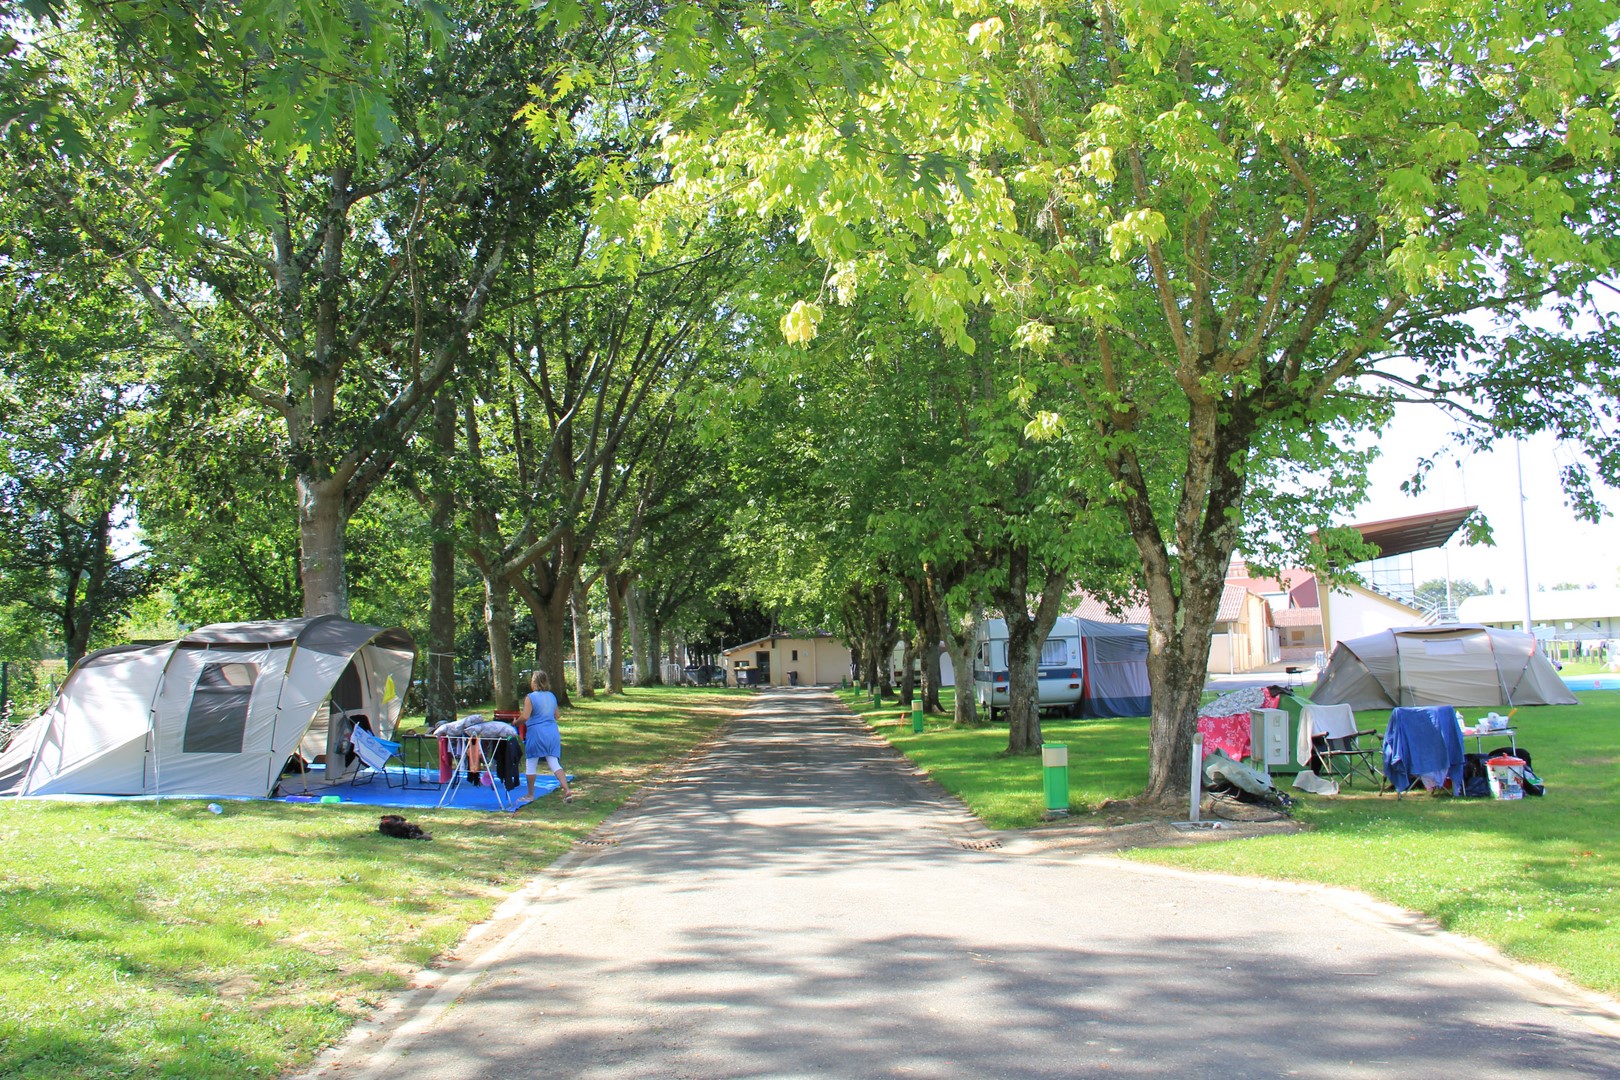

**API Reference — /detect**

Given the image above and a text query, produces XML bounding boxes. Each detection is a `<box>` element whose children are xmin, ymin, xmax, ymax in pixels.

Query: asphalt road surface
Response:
<box><xmin>303</xmin><ymin>688</ymin><xmax>1620</xmax><ymax>1080</ymax></box>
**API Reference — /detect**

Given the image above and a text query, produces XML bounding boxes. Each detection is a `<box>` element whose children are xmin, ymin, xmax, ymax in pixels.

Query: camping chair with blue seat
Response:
<box><xmin>1301</xmin><ymin>702</ymin><xmax>1385</xmax><ymax>791</ymax></box>
<box><xmin>349</xmin><ymin>723</ymin><xmax>407</xmax><ymax>788</ymax></box>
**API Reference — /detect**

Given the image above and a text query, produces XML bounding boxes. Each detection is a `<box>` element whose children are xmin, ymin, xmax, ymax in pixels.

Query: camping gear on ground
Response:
<box><xmin>1196</xmin><ymin>686</ymin><xmax>1308</xmax><ymax>779</ymax></box>
<box><xmin>1311</xmin><ymin>625</ymin><xmax>1577</xmax><ymax>709</ymax></box>
<box><xmin>1463</xmin><ymin>747</ymin><xmax>1544</xmax><ymax>798</ymax></box>
<box><xmin>1381</xmin><ymin>705</ymin><xmax>1466</xmax><ymax>796</ymax></box>
<box><xmin>1202</xmin><ymin>750</ymin><xmax>1293</xmax><ymax>813</ymax></box>
<box><xmin>1486</xmin><ymin>756</ymin><xmax>1527</xmax><ymax>800</ymax></box>
<box><xmin>0</xmin><ymin>617</ymin><xmax>416</xmax><ymax>799</ymax></box>
<box><xmin>1292</xmin><ymin>770</ymin><xmax>1340</xmax><ymax>795</ymax></box>
<box><xmin>1299</xmin><ymin>703</ymin><xmax>1384</xmax><ymax>790</ymax></box>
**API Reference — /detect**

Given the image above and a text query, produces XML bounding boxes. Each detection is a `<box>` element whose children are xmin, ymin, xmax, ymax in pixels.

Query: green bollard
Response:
<box><xmin>1041</xmin><ymin>742</ymin><xmax>1070</xmax><ymax>818</ymax></box>
<box><xmin>911</xmin><ymin>701</ymin><xmax>924</xmax><ymax>733</ymax></box>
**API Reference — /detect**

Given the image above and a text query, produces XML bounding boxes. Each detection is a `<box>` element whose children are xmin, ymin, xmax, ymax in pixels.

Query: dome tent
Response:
<box><xmin>0</xmin><ymin>617</ymin><xmax>415</xmax><ymax>799</ymax></box>
<box><xmin>1309</xmin><ymin>624</ymin><xmax>1576</xmax><ymax>710</ymax></box>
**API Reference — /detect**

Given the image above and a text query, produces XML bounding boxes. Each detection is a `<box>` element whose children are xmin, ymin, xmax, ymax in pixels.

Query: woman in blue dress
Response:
<box><xmin>518</xmin><ymin>670</ymin><xmax>574</xmax><ymax>803</ymax></box>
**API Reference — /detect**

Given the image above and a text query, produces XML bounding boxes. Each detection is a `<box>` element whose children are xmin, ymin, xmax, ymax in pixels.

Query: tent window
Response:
<box><xmin>184</xmin><ymin>662</ymin><xmax>258</xmax><ymax>754</ymax></box>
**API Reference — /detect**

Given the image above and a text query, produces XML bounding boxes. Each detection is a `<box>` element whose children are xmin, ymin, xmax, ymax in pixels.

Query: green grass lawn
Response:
<box><xmin>849</xmin><ymin>685</ymin><xmax>1620</xmax><ymax>997</ymax></box>
<box><xmin>0</xmin><ymin>686</ymin><xmax>740</xmax><ymax>1079</ymax></box>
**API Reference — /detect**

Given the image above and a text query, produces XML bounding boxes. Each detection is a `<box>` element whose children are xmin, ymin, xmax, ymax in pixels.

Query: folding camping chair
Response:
<box><xmin>1302</xmin><ymin>703</ymin><xmax>1385</xmax><ymax>791</ymax></box>
<box><xmin>350</xmin><ymin>724</ymin><xmax>407</xmax><ymax>788</ymax></box>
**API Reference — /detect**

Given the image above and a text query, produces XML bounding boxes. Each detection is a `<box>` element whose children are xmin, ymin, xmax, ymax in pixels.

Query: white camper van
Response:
<box><xmin>973</xmin><ymin>617</ymin><xmax>1084</xmax><ymax>720</ymax></box>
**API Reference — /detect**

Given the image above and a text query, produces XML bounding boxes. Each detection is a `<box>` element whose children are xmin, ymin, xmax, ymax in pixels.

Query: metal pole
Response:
<box><xmin>1188</xmin><ymin>733</ymin><xmax>1204</xmax><ymax>823</ymax></box>
<box><xmin>1515</xmin><ymin>441</ymin><xmax>1533</xmax><ymax>633</ymax></box>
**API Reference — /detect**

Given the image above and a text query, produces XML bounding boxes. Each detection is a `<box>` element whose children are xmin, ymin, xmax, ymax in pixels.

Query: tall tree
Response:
<box><xmin>0</xmin><ymin>169</ymin><xmax>160</xmax><ymax>663</ymax></box>
<box><xmin>661</xmin><ymin>0</ymin><xmax>1620</xmax><ymax>801</ymax></box>
<box><xmin>13</xmin><ymin>0</ymin><xmax>627</xmax><ymax>616</ymax></box>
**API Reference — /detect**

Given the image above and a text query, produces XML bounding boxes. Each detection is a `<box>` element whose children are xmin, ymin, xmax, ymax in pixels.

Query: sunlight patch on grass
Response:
<box><xmin>841</xmin><ymin>688</ymin><xmax>1149</xmax><ymax>829</ymax></box>
<box><xmin>0</xmin><ymin>686</ymin><xmax>737</xmax><ymax>1079</ymax></box>
<box><xmin>844</xmin><ymin>688</ymin><xmax>1620</xmax><ymax>995</ymax></box>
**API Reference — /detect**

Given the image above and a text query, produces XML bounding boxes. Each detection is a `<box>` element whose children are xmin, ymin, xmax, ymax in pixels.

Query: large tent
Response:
<box><xmin>0</xmin><ymin>617</ymin><xmax>416</xmax><ymax>799</ymax></box>
<box><xmin>1076</xmin><ymin>619</ymin><xmax>1152</xmax><ymax>718</ymax></box>
<box><xmin>1309</xmin><ymin>624</ymin><xmax>1576</xmax><ymax>710</ymax></box>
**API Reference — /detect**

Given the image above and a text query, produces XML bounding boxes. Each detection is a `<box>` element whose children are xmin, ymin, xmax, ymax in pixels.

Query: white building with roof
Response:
<box><xmin>1458</xmin><ymin>589</ymin><xmax>1620</xmax><ymax>647</ymax></box>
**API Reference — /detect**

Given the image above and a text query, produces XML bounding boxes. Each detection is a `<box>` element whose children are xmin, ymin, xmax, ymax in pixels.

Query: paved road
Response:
<box><xmin>305</xmin><ymin>688</ymin><xmax>1620</xmax><ymax>1080</ymax></box>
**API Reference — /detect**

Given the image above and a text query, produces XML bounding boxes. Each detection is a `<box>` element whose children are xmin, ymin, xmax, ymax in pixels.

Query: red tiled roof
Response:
<box><xmin>1272</xmin><ymin>607</ymin><xmax>1322</xmax><ymax>628</ymax></box>
<box><xmin>1070</xmin><ymin>593</ymin><xmax>1153</xmax><ymax>623</ymax></box>
<box><xmin>1216</xmin><ymin>582</ymin><xmax>1250</xmax><ymax>624</ymax></box>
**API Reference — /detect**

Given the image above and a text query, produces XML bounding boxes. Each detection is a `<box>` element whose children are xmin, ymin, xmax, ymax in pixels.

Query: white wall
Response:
<box><xmin>1322</xmin><ymin>584</ymin><xmax>1427</xmax><ymax>651</ymax></box>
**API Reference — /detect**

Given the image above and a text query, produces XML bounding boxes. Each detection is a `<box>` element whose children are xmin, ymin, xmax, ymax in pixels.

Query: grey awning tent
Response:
<box><xmin>1309</xmin><ymin>624</ymin><xmax>1576</xmax><ymax>709</ymax></box>
<box><xmin>0</xmin><ymin>617</ymin><xmax>416</xmax><ymax>799</ymax></box>
<box><xmin>1077</xmin><ymin>619</ymin><xmax>1152</xmax><ymax>718</ymax></box>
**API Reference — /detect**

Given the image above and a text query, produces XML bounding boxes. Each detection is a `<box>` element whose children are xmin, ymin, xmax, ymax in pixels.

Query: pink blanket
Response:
<box><xmin>1198</xmin><ymin>714</ymin><xmax>1251</xmax><ymax>760</ymax></box>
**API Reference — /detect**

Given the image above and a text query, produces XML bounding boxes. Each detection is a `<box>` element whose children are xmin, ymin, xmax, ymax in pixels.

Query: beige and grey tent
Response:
<box><xmin>0</xmin><ymin>617</ymin><xmax>415</xmax><ymax>798</ymax></box>
<box><xmin>1309</xmin><ymin>624</ymin><xmax>1576</xmax><ymax>709</ymax></box>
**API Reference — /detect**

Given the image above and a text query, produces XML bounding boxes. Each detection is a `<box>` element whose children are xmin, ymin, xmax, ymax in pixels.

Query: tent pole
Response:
<box><xmin>17</xmin><ymin>707</ymin><xmax>60</xmax><ymax>798</ymax></box>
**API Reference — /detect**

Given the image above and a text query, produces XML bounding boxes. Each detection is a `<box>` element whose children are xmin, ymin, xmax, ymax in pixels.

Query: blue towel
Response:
<box><xmin>1383</xmin><ymin>706</ymin><xmax>1465</xmax><ymax>795</ymax></box>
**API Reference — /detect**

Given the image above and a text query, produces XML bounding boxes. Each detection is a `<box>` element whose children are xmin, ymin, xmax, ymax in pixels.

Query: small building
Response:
<box><xmin>1208</xmin><ymin>582</ymin><xmax>1278</xmax><ymax>674</ymax></box>
<box><xmin>721</xmin><ymin>633</ymin><xmax>851</xmax><ymax>687</ymax></box>
<box><xmin>1458</xmin><ymin>589</ymin><xmax>1620</xmax><ymax>653</ymax></box>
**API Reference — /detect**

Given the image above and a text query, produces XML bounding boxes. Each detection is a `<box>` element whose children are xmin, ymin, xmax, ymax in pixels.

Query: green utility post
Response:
<box><xmin>911</xmin><ymin>701</ymin><xmax>924</xmax><ymax>733</ymax></box>
<box><xmin>1042</xmin><ymin>742</ymin><xmax>1070</xmax><ymax>818</ymax></box>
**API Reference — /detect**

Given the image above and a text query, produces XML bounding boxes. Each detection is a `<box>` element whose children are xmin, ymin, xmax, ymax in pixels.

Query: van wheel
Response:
<box><xmin>989</xmin><ymin>707</ymin><xmax>1003</xmax><ymax>723</ymax></box>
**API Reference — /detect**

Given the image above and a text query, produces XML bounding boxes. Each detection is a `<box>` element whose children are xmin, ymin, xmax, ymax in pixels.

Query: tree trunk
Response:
<box><xmin>1114</xmin><ymin>395</ymin><xmax>1257</xmax><ymax>803</ymax></box>
<box><xmin>571</xmin><ymin>578</ymin><xmax>596</xmax><ymax>698</ymax></box>
<box><xmin>482</xmin><ymin>567</ymin><xmax>517</xmax><ymax>711</ymax></box>
<box><xmin>644</xmin><ymin>615</ymin><xmax>666</xmax><ymax>685</ymax></box>
<box><xmin>518</xmin><ymin>567</ymin><xmax>575</xmax><ymax>708</ymax></box>
<box><xmin>990</xmin><ymin>543</ymin><xmax>1068</xmax><ymax>754</ymax></box>
<box><xmin>605</xmin><ymin>566</ymin><xmax>630</xmax><ymax>694</ymax></box>
<box><xmin>297</xmin><ymin>472</ymin><xmax>349</xmax><ymax>617</ymax></box>
<box><xmin>628</xmin><ymin>583</ymin><xmax>655</xmax><ymax>686</ymax></box>
<box><xmin>897</xmin><ymin>636</ymin><xmax>916</xmax><ymax>707</ymax></box>
<box><xmin>923</xmin><ymin>567</ymin><xmax>979</xmax><ymax>725</ymax></box>
<box><xmin>942</xmin><ymin>629</ymin><xmax>978</xmax><ymax>726</ymax></box>
<box><xmin>1000</xmin><ymin>606</ymin><xmax>1043</xmax><ymax>751</ymax></box>
<box><xmin>922</xmin><ymin>635</ymin><xmax>944</xmax><ymax>714</ymax></box>
<box><xmin>423</xmin><ymin>391</ymin><xmax>458</xmax><ymax>723</ymax></box>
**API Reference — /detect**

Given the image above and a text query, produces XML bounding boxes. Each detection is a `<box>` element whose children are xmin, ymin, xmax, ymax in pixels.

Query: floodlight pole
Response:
<box><xmin>1515</xmin><ymin>441</ymin><xmax>1533</xmax><ymax>634</ymax></box>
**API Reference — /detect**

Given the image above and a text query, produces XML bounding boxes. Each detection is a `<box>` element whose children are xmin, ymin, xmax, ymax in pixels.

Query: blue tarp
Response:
<box><xmin>1382</xmin><ymin>705</ymin><xmax>1465</xmax><ymax>795</ymax></box>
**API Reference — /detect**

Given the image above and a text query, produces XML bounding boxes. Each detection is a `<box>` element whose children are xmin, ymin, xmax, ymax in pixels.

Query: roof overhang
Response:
<box><xmin>1326</xmin><ymin>506</ymin><xmax>1477</xmax><ymax>559</ymax></box>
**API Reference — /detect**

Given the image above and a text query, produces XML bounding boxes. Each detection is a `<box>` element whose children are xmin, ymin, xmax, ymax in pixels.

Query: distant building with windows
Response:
<box><xmin>721</xmin><ymin>633</ymin><xmax>851</xmax><ymax>686</ymax></box>
<box><xmin>1224</xmin><ymin>505</ymin><xmax>1481</xmax><ymax>667</ymax></box>
<box><xmin>1458</xmin><ymin>589</ymin><xmax>1620</xmax><ymax>647</ymax></box>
